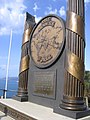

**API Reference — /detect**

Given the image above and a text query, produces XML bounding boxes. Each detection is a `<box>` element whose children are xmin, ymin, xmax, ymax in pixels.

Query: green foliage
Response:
<box><xmin>84</xmin><ymin>71</ymin><xmax>90</xmax><ymax>96</ymax></box>
<box><xmin>84</xmin><ymin>71</ymin><xmax>90</xmax><ymax>82</ymax></box>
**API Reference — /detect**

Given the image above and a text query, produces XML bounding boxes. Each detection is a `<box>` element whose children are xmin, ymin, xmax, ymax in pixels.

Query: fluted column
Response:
<box><xmin>60</xmin><ymin>0</ymin><xmax>86</xmax><ymax>110</ymax></box>
<box><xmin>17</xmin><ymin>12</ymin><xmax>36</xmax><ymax>101</ymax></box>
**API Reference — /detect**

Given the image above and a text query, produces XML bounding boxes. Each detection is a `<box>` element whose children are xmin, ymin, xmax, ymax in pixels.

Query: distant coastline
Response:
<box><xmin>0</xmin><ymin>77</ymin><xmax>18</xmax><ymax>80</ymax></box>
<box><xmin>0</xmin><ymin>77</ymin><xmax>18</xmax><ymax>98</ymax></box>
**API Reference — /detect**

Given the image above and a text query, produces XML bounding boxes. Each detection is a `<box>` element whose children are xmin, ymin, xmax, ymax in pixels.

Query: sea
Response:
<box><xmin>0</xmin><ymin>77</ymin><xmax>18</xmax><ymax>98</ymax></box>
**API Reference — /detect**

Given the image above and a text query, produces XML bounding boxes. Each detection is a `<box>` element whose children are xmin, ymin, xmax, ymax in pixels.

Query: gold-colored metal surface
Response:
<box><xmin>22</xmin><ymin>28</ymin><xmax>32</xmax><ymax>45</ymax></box>
<box><xmin>66</xmin><ymin>11</ymin><xmax>84</xmax><ymax>39</ymax></box>
<box><xmin>30</xmin><ymin>16</ymin><xmax>65</xmax><ymax>68</ymax></box>
<box><xmin>17</xmin><ymin>13</ymin><xmax>36</xmax><ymax>99</ymax></box>
<box><xmin>19</xmin><ymin>55</ymin><xmax>29</xmax><ymax>73</ymax></box>
<box><xmin>66</xmin><ymin>50</ymin><xmax>84</xmax><ymax>81</ymax></box>
<box><xmin>60</xmin><ymin>0</ymin><xmax>86</xmax><ymax>112</ymax></box>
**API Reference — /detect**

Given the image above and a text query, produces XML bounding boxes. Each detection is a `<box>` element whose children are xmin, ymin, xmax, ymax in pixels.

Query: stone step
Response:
<box><xmin>0</xmin><ymin>111</ymin><xmax>15</xmax><ymax>120</ymax></box>
<box><xmin>0</xmin><ymin>99</ymin><xmax>90</xmax><ymax>120</ymax></box>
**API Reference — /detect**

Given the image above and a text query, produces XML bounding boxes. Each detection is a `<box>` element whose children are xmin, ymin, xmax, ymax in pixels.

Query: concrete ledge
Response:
<box><xmin>0</xmin><ymin>111</ymin><xmax>15</xmax><ymax>120</ymax></box>
<box><xmin>0</xmin><ymin>99</ymin><xmax>90</xmax><ymax>120</ymax></box>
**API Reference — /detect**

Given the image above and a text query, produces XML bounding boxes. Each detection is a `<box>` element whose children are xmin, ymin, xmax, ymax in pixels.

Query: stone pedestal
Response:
<box><xmin>0</xmin><ymin>99</ymin><xmax>90</xmax><ymax>120</ymax></box>
<box><xmin>54</xmin><ymin>107</ymin><xmax>90</xmax><ymax>119</ymax></box>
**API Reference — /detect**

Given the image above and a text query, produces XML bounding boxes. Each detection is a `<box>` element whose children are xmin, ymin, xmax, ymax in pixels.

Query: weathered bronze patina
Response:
<box><xmin>30</xmin><ymin>15</ymin><xmax>65</xmax><ymax>68</ymax></box>
<box><xmin>14</xmin><ymin>0</ymin><xmax>90</xmax><ymax>118</ymax></box>
<box><xmin>28</xmin><ymin>14</ymin><xmax>65</xmax><ymax>108</ymax></box>
<box><xmin>60</xmin><ymin>0</ymin><xmax>86</xmax><ymax>111</ymax></box>
<box><xmin>66</xmin><ymin>50</ymin><xmax>84</xmax><ymax>81</ymax></box>
<box><xmin>66</xmin><ymin>11</ymin><xmax>84</xmax><ymax>39</ymax></box>
<box><xmin>19</xmin><ymin>55</ymin><xmax>29</xmax><ymax>73</ymax></box>
<box><xmin>16</xmin><ymin>12</ymin><xmax>36</xmax><ymax>101</ymax></box>
<box><xmin>22</xmin><ymin>28</ymin><xmax>32</xmax><ymax>45</ymax></box>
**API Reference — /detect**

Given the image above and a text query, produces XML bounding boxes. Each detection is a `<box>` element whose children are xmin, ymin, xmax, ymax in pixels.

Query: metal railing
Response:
<box><xmin>0</xmin><ymin>89</ymin><xmax>17</xmax><ymax>98</ymax></box>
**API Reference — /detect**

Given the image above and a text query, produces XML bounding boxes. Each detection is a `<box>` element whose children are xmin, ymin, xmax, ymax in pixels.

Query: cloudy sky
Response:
<box><xmin>0</xmin><ymin>0</ymin><xmax>90</xmax><ymax>78</ymax></box>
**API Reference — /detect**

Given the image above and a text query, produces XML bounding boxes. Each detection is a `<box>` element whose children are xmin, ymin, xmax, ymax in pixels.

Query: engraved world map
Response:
<box><xmin>30</xmin><ymin>16</ymin><xmax>65</xmax><ymax>67</ymax></box>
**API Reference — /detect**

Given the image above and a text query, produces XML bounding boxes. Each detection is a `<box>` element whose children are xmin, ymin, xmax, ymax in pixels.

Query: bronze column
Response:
<box><xmin>17</xmin><ymin>12</ymin><xmax>36</xmax><ymax>101</ymax></box>
<box><xmin>60</xmin><ymin>0</ymin><xmax>86</xmax><ymax>110</ymax></box>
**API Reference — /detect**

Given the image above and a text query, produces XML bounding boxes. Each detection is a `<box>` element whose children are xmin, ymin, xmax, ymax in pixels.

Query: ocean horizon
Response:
<box><xmin>0</xmin><ymin>77</ymin><xmax>18</xmax><ymax>98</ymax></box>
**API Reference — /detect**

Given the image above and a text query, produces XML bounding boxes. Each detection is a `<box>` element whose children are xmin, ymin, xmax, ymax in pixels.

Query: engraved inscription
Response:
<box><xmin>33</xmin><ymin>71</ymin><xmax>56</xmax><ymax>99</ymax></box>
<box><xmin>0</xmin><ymin>103</ymin><xmax>34</xmax><ymax>120</ymax></box>
<box><xmin>30</xmin><ymin>16</ymin><xmax>65</xmax><ymax>67</ymax></box>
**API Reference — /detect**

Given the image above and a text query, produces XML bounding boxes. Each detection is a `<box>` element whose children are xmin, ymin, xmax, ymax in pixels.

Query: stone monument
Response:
<box><xmin>28</xmin><ymin>15</ymin><xmax>65</xmax><ymax>108</ymax></box>
<box><xmin>15</xmin><ymin>0</ymin><xmax>90</xmax><ymax>119</ymax></box>
<box><xmin>54</xmin><ymin>0</ymin><xmax>90</xmax><ymax>118</ymax></box>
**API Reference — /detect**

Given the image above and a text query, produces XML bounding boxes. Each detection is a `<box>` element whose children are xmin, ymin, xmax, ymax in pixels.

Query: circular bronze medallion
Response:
<box><xmin>30</xmin><ymin>15</ymin><xmax>65</xmax><ymax>68</ymax></box>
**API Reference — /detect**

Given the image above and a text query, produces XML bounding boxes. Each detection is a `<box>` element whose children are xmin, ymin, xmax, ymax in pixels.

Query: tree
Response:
<box><xmin>84</xmin><ymin>71</ymin><xmax>90</xmax><ymax>82</ymax></box>
<box><xmin>84</xmin><ymin>71</ymin><xmax>90</xmax><ymax>97</ymax></box>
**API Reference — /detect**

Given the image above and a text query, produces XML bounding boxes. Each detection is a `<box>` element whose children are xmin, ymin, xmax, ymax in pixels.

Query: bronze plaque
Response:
<box><xmin>33</xmin><ymin>71</ymin><xmax>56</xmax><ymax>99</ymax></box>
<box><xmin>30</xmin><ymin>15</ymin><xmax>65</xmax><ymax>68</ymax></box>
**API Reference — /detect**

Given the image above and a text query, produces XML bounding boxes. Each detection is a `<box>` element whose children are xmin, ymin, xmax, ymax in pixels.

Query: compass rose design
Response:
<box><xmin>30</xmin><ymin>15</ymin><xmax>65</xmax><ymax>68</ymax></box>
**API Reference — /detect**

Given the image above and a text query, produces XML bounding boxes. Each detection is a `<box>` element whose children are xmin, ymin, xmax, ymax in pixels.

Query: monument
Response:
<box><xmin>28</xmin><ymin>15</ymin><xmax>65</xmax><ymax>108</ymax></box>
<box><xmin>15</xmin><ymin>0</ymin><xmax>90</xmax><ymax>119</ymax></box>
<box><xmin>61</xmin><ymin>0</ymin><xmax>86</xmax><ymax>110</ymax></box>
<box><xmin>14</xmin><ymin>12</ymin><xmax>36</xmax><ymax>101</ymax></box>
<box><xmin>54</xmin><ymin>0</ymin><xmax>90</xmax><ymax>118</ymax></box>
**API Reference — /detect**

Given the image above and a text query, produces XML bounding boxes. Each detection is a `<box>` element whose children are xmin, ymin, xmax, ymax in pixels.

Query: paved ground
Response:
<box><xmin>0</xmin><ymin>99</ymin><xmax>90</xmax><ymax>120</ymax></box>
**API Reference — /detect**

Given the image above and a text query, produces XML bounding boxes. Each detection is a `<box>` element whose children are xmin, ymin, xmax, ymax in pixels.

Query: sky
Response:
<box><xmin>0</xmin><ymin>0</ymin><xmax>90</xmax><ymax>78</ymax></box>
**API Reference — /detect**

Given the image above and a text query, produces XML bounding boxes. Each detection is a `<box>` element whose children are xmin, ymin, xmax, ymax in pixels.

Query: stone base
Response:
<box><xmin>54</xmin><ymin>107</ymin><xmax>90</xmax><ymax>119</ymax></box>
<box><xmin>13</xmin><ymin>95</ymin><xmax>28</xmax><ymax>102</ymax></box>
<box><xmin>0</xmin><ymin>99</ymin><xmax>90</xmax><ymax>120</ymax></box>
